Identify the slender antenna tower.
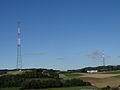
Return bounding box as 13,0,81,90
102,50,105,66
17,22,22,71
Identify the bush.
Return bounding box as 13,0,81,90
101,86,111,90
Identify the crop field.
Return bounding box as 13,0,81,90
60,72,120,88
59,73,82,79
81,73,120,88
64,73,82,77
1,71,120,89
80,73,120,78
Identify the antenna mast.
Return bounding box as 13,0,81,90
17,22,22,70
102,50,105,66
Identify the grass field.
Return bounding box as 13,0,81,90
64,73,82,77
59,73,82,79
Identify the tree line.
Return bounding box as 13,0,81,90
67,65,120,73
20,78,91,89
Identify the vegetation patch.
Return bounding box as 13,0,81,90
0,69,91,90
79,77,100,81
112,75,120,78
26,86,96,90
0,87,20,90
59,73,83,79
20,78,91,89
64,73,82,78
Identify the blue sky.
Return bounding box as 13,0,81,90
0,0,120,70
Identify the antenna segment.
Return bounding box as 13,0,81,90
102,50,105,66
17,22,22,70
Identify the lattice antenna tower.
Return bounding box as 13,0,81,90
17,22,22,71
102,50,105,66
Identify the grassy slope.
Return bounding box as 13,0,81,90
59,73,82,79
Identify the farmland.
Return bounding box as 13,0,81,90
0,69,91,90
60,72,120,88
59,73,83,79
1,70,120,89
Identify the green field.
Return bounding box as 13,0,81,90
59,73,82,79
64,73,82,77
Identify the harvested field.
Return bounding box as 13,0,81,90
80,73,120,78
60,72,120,87
79,73,120,88
83,77,120,88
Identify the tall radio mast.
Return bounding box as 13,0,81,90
17,22,22,70
102,50,105,66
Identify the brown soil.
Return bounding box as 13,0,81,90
79,73,120,88
80,73,120,78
